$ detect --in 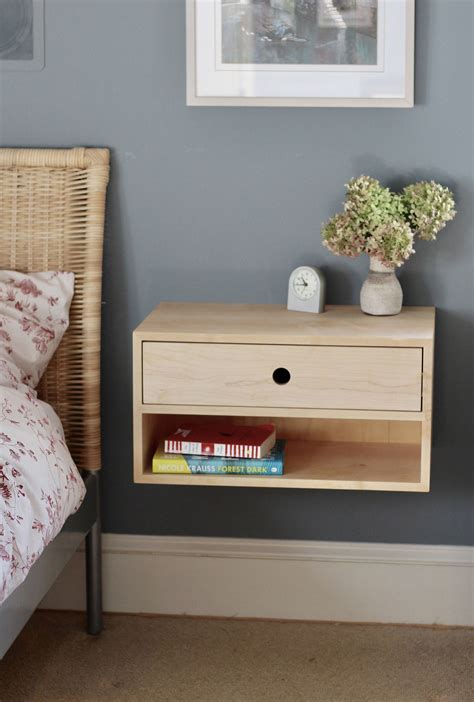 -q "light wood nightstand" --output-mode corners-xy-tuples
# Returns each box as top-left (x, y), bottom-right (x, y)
(133, 303), (435, 492)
